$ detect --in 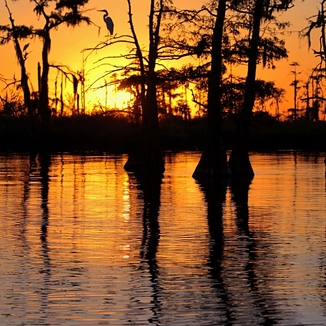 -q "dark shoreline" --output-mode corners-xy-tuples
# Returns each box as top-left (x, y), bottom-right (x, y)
(1, 115), (326, 153)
